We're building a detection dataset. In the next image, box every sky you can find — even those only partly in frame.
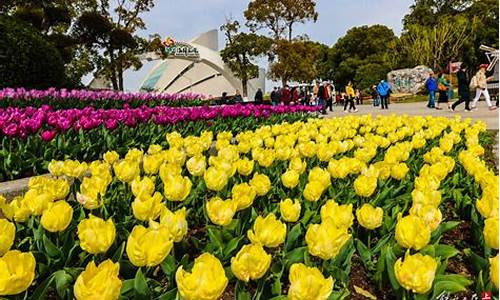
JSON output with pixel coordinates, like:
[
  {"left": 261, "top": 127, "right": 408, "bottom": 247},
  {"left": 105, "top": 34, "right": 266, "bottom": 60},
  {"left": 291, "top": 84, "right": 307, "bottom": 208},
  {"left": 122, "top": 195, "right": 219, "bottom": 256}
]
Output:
[{"left": 116, "top": 0, "right": 416, "bottom": 91}]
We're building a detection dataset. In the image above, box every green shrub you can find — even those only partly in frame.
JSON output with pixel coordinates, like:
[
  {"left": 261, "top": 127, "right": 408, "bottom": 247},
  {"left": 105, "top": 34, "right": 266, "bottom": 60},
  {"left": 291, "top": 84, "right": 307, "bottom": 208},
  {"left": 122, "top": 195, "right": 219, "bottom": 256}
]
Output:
[{"left": 0, "top": 16, "right": 65, "bottom": 89}]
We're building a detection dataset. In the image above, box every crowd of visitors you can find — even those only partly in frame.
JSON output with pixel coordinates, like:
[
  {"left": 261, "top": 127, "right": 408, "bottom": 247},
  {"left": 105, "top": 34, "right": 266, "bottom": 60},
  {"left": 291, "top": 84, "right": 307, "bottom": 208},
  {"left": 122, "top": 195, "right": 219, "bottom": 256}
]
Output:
[{"left": 425, "top": 63, "right": 498, "bottom": 112}]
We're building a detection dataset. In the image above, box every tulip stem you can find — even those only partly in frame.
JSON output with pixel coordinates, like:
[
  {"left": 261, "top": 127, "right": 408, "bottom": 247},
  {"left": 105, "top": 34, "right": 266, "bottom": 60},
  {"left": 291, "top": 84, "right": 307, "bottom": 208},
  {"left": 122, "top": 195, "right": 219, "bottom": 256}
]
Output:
[{"left": 367, "top": 232, "right": 371, "bottom": 250}]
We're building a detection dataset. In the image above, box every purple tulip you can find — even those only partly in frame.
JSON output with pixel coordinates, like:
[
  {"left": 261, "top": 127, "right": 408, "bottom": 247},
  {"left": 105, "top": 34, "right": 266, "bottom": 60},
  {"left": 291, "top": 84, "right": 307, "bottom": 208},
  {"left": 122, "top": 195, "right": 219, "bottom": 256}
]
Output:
[{"left": 40, "top": 130, "right": 56, "bottom": 141}]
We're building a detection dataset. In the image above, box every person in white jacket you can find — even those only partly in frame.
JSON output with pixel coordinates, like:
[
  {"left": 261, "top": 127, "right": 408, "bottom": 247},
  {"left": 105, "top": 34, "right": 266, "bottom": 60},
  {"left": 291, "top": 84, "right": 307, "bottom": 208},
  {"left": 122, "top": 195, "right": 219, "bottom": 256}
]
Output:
[{"left": 471, "top": 64, "right": 497, "bottom": 110}]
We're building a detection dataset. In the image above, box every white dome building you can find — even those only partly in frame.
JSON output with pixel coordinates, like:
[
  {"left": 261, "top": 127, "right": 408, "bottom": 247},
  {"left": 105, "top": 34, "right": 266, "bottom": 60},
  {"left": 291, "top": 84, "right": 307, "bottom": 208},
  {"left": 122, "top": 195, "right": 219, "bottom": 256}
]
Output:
[{"left": 139, "top": 30, "right": 265, "bottom": 98}]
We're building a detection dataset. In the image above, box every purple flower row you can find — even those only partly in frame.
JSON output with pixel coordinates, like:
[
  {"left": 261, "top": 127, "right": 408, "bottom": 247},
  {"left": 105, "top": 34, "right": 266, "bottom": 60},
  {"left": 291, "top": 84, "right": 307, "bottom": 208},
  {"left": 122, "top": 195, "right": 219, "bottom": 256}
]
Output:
[
  {"left": 0, "top": 104, "right": 321, "bottom": 140},
  {"left": 0, "top": 87, "right": 205, "bottom": 102}
]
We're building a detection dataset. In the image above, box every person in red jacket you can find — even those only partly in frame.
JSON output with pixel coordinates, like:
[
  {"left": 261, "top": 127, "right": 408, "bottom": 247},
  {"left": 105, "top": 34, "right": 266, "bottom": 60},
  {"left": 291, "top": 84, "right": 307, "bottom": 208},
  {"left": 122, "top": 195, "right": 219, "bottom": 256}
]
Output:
[{"left": 281, "top": 85, "right": 291, "bottom": 105}]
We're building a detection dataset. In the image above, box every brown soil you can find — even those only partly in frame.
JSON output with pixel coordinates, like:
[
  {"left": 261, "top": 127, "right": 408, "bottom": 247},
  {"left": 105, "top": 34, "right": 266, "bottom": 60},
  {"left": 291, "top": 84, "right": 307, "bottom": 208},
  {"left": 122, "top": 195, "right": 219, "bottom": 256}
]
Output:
[{"left": 349, "top": 255, "right": 393, "bottom": 300}]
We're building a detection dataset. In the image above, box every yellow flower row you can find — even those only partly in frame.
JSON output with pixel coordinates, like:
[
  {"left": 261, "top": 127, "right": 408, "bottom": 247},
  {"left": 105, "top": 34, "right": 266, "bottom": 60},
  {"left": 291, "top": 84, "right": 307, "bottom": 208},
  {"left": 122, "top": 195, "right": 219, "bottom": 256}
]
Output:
[{"left": 0, "top": 115, "right": 497, "bottom": 299}]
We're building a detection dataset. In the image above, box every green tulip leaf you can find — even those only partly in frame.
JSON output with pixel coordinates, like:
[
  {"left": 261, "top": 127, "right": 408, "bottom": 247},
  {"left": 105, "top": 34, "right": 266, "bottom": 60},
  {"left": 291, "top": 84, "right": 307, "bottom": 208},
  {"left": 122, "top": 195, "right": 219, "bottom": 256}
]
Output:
[
  {"left": 134, "top": 268, "right": 151, "bottom": 299},
  {"left": 54, "top": 270, "right": 73, "bottom": 299},
  {"left": 43, "top": 235, "right": 61, "bottom": 258},
  {"left": 285, "top": 223, "right": 303, "bottom": 251}
]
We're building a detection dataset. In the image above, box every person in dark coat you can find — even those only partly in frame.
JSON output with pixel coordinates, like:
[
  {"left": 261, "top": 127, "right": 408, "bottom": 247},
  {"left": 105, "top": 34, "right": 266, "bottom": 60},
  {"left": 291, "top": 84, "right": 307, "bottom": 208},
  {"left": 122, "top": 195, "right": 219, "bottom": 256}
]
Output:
[
  {"left": 270, "top": 87, "right": 279, "bottom": 106},
  {"left": 451, "top": 64, "right": 471, "bottom": 111},
  {"left": 254, "top": 88, "right": 263, "bottom": 104}
]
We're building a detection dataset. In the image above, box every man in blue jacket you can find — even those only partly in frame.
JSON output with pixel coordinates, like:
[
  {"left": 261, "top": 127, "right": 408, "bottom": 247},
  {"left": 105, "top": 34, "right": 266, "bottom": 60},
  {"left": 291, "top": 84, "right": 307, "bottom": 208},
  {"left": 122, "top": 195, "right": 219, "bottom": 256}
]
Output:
[
  {"left": 376, "top": 80, "right": 391, "bottom": 109},
  {"left": 425, "top": 72, "right": 438, "bottom": 109}
]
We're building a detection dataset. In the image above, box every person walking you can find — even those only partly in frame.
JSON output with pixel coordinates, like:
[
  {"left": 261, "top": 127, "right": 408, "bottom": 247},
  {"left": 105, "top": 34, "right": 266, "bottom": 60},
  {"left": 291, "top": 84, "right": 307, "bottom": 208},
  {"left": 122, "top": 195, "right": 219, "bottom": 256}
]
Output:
[
  {"left": 436, "top": 72, "right": 450, "bottom": 110},
  {"left": 471, "top": 64, "right": 497, "bottom": 110},
  {"left": 325, "top": 83, "right": 334, "bottom": 112},
  {"left": 355, "top": 89, "right": 362, "bottom": 105},
  {"left": 376, "top": 80, "right": 391, "bottom": 109},
  {"left": 371, "top": 85, "right": 379, "bottom": 107},
  {"left": 425, "top": 72, "right": 438, "bottom": 109},
  {"left": 451, "top": 64, "right": 471, "bottom": 111},
  {"left": 254, "top": 88, "right": 263, "bottom": 104},
  {"left": 317, "top": 82, "right": 328, "bottom": 114},
  {"left": 344, "top": 81, "right": 357, "bottom": 113}
]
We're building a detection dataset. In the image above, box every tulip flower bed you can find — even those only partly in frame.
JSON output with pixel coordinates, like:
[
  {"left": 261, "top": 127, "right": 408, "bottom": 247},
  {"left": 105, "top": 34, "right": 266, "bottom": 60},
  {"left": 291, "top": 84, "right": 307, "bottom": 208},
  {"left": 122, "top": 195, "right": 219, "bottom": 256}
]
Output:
[
  {"left": 0, "top": 104, "right": 319, "bottom": 181},
  {"left": 0, "top": 88, "right": 206, "bottom": 109},
  {"left": 0, "top": 115, "right": 498, "bottom": 300}
]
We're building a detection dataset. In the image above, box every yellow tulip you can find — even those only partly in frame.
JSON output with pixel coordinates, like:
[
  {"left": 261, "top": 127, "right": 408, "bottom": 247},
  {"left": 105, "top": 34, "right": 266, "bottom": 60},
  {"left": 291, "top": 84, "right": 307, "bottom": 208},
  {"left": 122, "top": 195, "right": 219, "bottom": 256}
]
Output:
[
  {"left": 0, "top": 196, "right": 31, "bottom": 222},
  {"left": 186, "top": 155, "right": 206, "bottom": 176},
  {"left": 204, "top": 167, "right": 228, "bottom": 191},
  {"left": 125, "top": 148, "right": 144, "bottom": 162},
  {"left": 320, "top": 200, "right": 354, "bottom": 228},
  {"left": 166, "top": 132, "right": 184, "bottom": 148},
  {"left": 143, "top": 153, "right": 163, "bottom": 175},
  {"left": 163, "top": 174, "right": 192, "bottom": 201},
  {"left": 356, "top": 203, "right": 383, "bottom": 230},
  {"left": 147, "top": 144, "right": 163, "bottom": 155},
  {"left": 62, "top": 160, "right": 88, "bottom": 178},
  {"left": 176, "top": 253, "right": 228, "bottom": 300},
  {"left": 126, "top": 222, "right": 173, "bottom": 267},
  {"left": 411, "top": 189, "right": 442, "bottom": 207},
  {"left": 391, "top": 163, "right": 409, "bottom": 180},
  {"left": 40, "top": 200, "right": 73, "bottom": 233},
  {"left": 305, "top": 218, "right": 351, "bottom": 260},
  {"left": 249, "top": 173, "right": 271, "bottom": 196},
  {"left": 159, "top": 162, "right": 182, "bottom": 180},
  {"left": 354, "top": 175, "right": 377, "bottom": 197},
  {"left": 247, "top": 213, "right": 286, "bottom": 248},
  {"left": 232, "top": 183, "right": 257, "bottom": 211},
  {"left": 289, "top": 157, "right": 307, "bottom": 174},
  {"left": 308, "top": 167, "right": 331, "bottom": 189},
  {"left": 0, "top": 219, "right": 15, "bottom": 256},
  {"left": 206, "top": 197, "right": 237, "bottom": 226},
  {"left": 113, "top": 159, "right": 140, "bottom": 183},
  {"left": 484, "top": 217, "right": 499, "bottom": 250},
  {"left": 130, "top": 176, "right": 155, "bottom": 200},
  {"left": 160, "top": 207, "right": 188, "bottom": 242},
  {"left": 279, "top": 198, "right": 301, "bottom": 222},
  {"left": 231, "top": 244, "right": 271, "bottom": 282},
  {"left": 44, "top": 177, "right": 70, "bottom": 200},
  {"left": 132, "top": 192, "right": 163, "bottom": 221},
  {"left": 303, "top": 180, "right": 325, "bottom": 202},
  {"left": 409, "top": 205, "right": 442, "bottom": 231},
  {"left": 77, "top": 215, "right": 116, "bottom": 254},
  {"left": 281, "top": 169, "right": 300, "bottom": 189},
  {"left": 477, "top": 190, "right": 499, "bottom": 218},
  {"left": 490, "top": 254, "right": 499, "bottom": 289},
  {"left": 394, "top": 253, "right": 437, "bottom": 294},
  {"left": 0, "top": 250, "right": 36, "bottom": 296},
  {"left": 236, "top": 158, "right": 254, "bottom": 176},
  {"left": 287, "top": 263, "right": 334, "bottom": 300},
  {"left": 74, "top": 259, "right": 122, "bottom": 300},
  {"left": 102, "top": 151, "right": 119, "bottom": 165},
  {"left": 23, "top": 190, "right": 51, "bottom": 216},
  {"left": 395, "top": 215, "right": 430, "bottom": 250},
  {"left": 48, "top": 159, "right": 64, "bottom": 176}
]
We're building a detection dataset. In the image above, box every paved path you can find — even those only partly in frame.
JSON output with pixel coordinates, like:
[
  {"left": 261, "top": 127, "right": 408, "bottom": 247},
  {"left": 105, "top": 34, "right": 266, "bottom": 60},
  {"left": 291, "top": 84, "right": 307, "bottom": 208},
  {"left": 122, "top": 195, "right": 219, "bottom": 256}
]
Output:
[{"left": 324, "top": 101, "right": 499, "bottom": 129}]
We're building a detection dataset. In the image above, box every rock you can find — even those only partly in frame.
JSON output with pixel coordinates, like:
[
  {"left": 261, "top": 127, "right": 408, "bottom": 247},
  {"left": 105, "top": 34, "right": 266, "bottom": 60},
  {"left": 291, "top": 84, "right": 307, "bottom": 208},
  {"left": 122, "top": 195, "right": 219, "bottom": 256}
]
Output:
[{"left": 387, "top": 65, "right": 433, "bottom": 94}]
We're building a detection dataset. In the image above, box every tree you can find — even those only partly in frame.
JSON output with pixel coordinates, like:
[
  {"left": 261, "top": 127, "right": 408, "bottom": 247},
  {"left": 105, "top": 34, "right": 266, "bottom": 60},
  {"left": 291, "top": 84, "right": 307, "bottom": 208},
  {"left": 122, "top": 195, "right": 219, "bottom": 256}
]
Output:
[
  {"left": 270, "top": 39, "right": 320, "bottom": 85},
  {"left": 1, "top": 0, "right": 96, "bottom": 86},
  {"left": 73, "top": 0, "right": 156, "bottom": 90},
  {"left": 220, "top": 20, "right": 272, "bottom": 97},
  {"left": 401, "top": 16, "right": 472, "bottom": 69},
  {"left": 402, "top": 0, "right": 499, "bottom": 69},
  {"left": 244, "top": 0, "right": 317, "bottom": 41},
  {"left": 328, "top": 25, "right": 400, "bottom": 87},
  {"left": 354, "top": 63, "right": 391, "bottom": 92},
  {"left": 0, "top": 16, "right": 65, "bottom": 88}
]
